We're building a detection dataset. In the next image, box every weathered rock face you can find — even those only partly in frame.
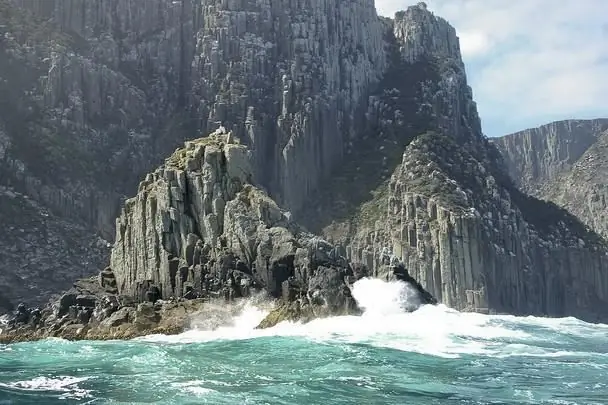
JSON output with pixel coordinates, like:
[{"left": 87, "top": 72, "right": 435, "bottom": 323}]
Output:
[
  {"left": 110, "top": 132, "right": 369, "bottom": 314},
  {"left": 0, "top": 0, "right": 390, "bottom": 316},
  {"left": 493, "top": 119, "right": 608, "bottom": 194},
  {"left": 0, "top": 133, "right": 437, "bottom": 342},
  {"left": 0, "top": 1, "right": 148, "bottom": 240},
  {"left": 2, "top": 0, "right": 388, "bottom": 241},
  {"left": 0, "top": 185, "right": 109, "bottom": 313},
  {"left": 188, "top": 0, "right": 387, "bottom": 212},
  {"left": 494, "top": 119, "right": 608, "bottom": 239},
  {"left": 0, "top": 5, "right": 110, "bottom": 311},
  {"left": 304, "top": 6, "right": 608, "bottom": 322},
  {"left": 364, "top": 133, "right": 608, "bottom": 321},
  {"left": 0, "top": 0, "right": 436, "bottom": 326}
]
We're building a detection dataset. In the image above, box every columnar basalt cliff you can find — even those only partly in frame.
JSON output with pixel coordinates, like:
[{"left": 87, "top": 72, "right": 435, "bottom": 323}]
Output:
[
  {"left": 494, "top": 119, "right": 608, "bottom": 239},
  {"left": 0, "top": 134, "right": 435, "bottom": 342},
  {"left": 304, "top": 6, "right": 608, "bottom": 322},
  {"left": 0, "top": 5, "right": 110, "bottom": 311},
  {"left": 2, "top": 0, "right": 608, "bottom": 332},
  {"left": 0, "top": 0, "right": 386, "bottom": 309},
  {"left": 3, "top": 0, "right": 388, "bottom": 238}
]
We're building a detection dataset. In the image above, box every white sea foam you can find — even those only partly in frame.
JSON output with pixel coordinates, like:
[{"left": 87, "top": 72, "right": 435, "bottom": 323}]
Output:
[
  {"left": 0, "top": 376, "right": 92, "bottom": 399},
  {"left": 140, "top": 278, "right": 608, "bottom": 359},
  {"left": 171, "top": 381, "right": 216, "bottom": 396}
]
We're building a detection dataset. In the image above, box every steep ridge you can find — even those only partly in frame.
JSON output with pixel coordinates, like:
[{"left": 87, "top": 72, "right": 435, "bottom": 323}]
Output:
[
  {"left": 494, "top": 119, "right": 608, "bottom": 239},
  {"left": 542, "top": 130, "right": 608, "bottom": 239},
  {"left": 302, "top": 6, "right": 608, "bottom": 322}
]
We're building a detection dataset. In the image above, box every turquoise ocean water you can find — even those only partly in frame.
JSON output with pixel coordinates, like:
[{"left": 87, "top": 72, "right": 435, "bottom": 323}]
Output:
[{"left": 1, "top": 279, "right": 607, "bottom": 404}]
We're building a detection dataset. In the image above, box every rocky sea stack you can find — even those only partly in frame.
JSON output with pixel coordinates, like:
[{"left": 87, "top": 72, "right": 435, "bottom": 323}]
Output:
[
  {"left": 0, "top": 133, "right": 436, "bottom": 342},
  {"left": 1, "top": 0, "right": 608, "bottom": 342}
]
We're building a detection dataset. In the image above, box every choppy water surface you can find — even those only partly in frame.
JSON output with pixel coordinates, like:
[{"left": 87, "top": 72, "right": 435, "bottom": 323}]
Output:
[{"left": 1, "top": 278, "right": 607, "bottom": 404}]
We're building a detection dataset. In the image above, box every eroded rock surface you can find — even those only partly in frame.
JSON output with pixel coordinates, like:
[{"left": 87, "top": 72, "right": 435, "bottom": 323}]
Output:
[
  {"left": 0, "top": 0, "right": 406, "bottom": 309},
  {"left": 0, "top": 185, "right": 109, "bottom": 314},
  {"left": 301, "top": 6, "right": 608, "bottom": 322},
  {"left": 2, "top": 0, "right": 389, "bottom": 240},
  {"left": 494, "top": 119, "right": 608, "bottom": 239},
  {"left": 1, "top": 134, "right": 437, "bottom": 342}
]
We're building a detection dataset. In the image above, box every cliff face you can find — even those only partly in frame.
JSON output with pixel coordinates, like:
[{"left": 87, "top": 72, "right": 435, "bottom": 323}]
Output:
[
  {"left": 0, "top": 6, "right": 110, "bottom": 311},
  {"left": 370, "top": 133, "right": 608, "bottom": 320},
  {"left": 0, "top": 0, "right": 386, "bottom": 310},
  {"left": 305, "top": 5, "right": 608, "bottom": 322},
  {"left": 494, "top": 119, "right": 608, "bottom": 239},
  {"left": 0, "top": 183, "right": 108, "bottom": 313},
  {"left": 2, "top": 0, "right": 608, "bottom": 324},
  {"left": 2, "top": 0, "right": 387, "bottom": 240}
]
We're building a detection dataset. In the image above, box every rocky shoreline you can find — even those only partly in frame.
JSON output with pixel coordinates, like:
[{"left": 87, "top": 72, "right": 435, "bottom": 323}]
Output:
[
  {"left": 0, "top": 276, "right": 203, "bottom": 344},
  {"left": 0, "top": 131, "right": 435, "bottom": 344},
  {"left": 0, "top": 263, "right": 436, "bottom": 344},
  {"left": 2, "top": 1, "right": 608, "bottom": 344}
]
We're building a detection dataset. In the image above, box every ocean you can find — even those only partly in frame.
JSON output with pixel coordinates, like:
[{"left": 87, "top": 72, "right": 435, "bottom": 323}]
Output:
[{"left": 1, "top": 278, "right": 607, "bottom": 405}]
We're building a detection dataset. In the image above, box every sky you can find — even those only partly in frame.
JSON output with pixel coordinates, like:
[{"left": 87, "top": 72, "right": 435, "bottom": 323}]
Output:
[{"left": 375, "top": 0, "right": 608, "bottom": 137}]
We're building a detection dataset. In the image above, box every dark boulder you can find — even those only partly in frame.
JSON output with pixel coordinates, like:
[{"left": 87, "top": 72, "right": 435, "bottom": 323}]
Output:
[
  {"left": 100, "top": 267, "right": 118, "bottom": 294},
  {"left": 145, "top": 285, "right": 161, "bottom": 303},
  {"left": 12, "top": 303, "right": 30, "bottom": 325},
  {"left": 307, "top": 266, "right": 357, "bottom": 313},
  {"left": 58, "top": 293, "right": 78, "bottom": 317},
  {"left": 77, "top": 308, "right": 93, "bottom": 324},
  {"left": 351, "top": 262, "right": 370, "bottom": 280},
  {"left": 29, "top": 308, "right": 42, "bottom": 326},
  {"left": 393, "top": 264, "right": 437, "bottom": 305},
  {"left": 75, "top": 295, "right": 97, "bottom": 308}
]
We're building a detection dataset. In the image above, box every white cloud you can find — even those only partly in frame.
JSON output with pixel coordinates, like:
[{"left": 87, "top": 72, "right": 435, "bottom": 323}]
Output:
[
  {"left": 457, "top": 31, "right": 491, "bottom": 57},
  {"left": 375, "top": 0, "right": 608, "bottom": 136}
]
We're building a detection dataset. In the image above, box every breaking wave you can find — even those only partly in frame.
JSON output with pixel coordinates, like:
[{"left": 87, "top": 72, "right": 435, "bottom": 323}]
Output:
[
  {"left": 139, "top": 278, "right": 608, "bottom": 360},
  {"left": 3, "top": 278, "right": 608, "bottom": 404}
]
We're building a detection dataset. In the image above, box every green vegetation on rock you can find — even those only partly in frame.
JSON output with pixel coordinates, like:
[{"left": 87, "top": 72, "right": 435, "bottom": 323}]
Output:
[{"left": 297, "top": 26, "right": 443, "bottom": 240}]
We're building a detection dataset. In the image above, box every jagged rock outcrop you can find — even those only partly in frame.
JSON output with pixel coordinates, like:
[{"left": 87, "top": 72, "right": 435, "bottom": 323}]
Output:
[
  {"left": 0, "top": 134, "right": 436, "bottom": 342},
  {"left": 494, "top": 119, "right": 608, "bottom": 239},
  {"left": 110, "top": 131, "right": 409, "bottom": 314},
  {"left": 302, "top": 5, "right": 608, "bottom": 322},
  {"left": 110, "top": 130, "right": 356, "bottom": 304}
]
